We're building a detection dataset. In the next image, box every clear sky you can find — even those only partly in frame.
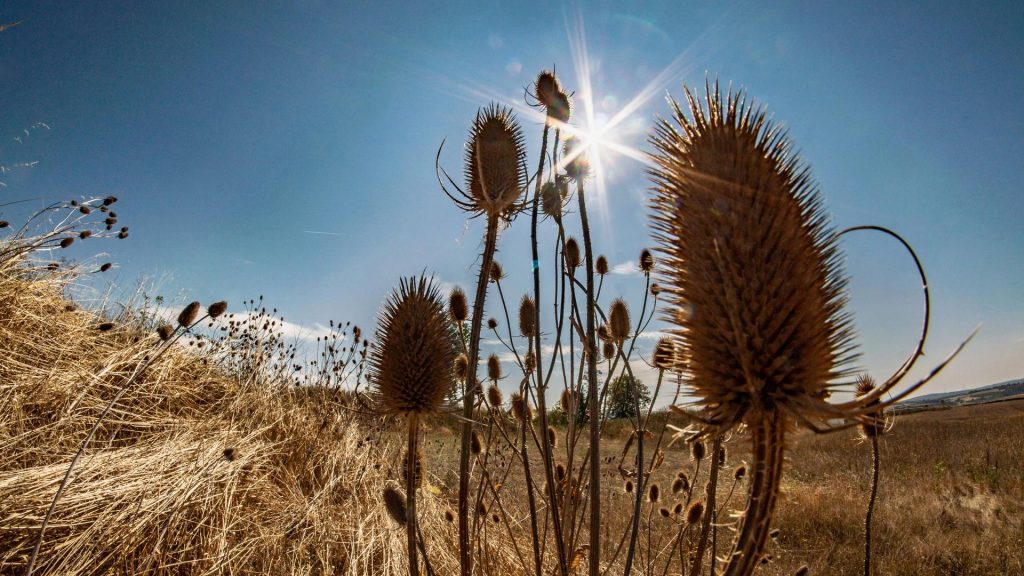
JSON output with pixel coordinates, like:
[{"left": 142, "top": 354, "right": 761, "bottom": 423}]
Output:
[{"left": 2, "top": 1, "right": 1021, "bottom": 402}]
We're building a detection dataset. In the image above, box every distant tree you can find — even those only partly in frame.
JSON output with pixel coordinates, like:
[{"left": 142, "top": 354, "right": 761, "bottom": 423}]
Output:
[{"left": 605, "top": 374, "right": 652, "bottom": 420}]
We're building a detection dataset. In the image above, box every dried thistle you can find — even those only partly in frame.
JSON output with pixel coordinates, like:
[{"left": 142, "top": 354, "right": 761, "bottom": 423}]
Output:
[{"left": 368, "top": 276, "right": 455, "bottom": 415}]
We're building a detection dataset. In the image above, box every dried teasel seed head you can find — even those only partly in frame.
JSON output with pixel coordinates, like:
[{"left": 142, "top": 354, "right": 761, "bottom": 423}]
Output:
[
  {"left": 653, "top": 337, "right": 676, "bottom": 370},
  {"left": 597, "top": 323, "right": 612, "bottom": 343},
  {"left": 207, "top": 301, "right": 228, "bottom": 319},
  {"left": 555, "top": 462, "right": 566, "bottom": 482},
  {"left": 369, "top": 276, "right": 455, "bottom": 415},
  {"left": 650, "top": 82, "right": 855, "bottom": 430},
  {"left": 60, "top": 237, "right": 74, "bottom": 249},
  {"left": 541, "top": 180, "right": 565, "bottom": 220},
  {"left": 650, "top": 283, "right": 662, "bottom": 296},
  {"left": 489, "top": 260, "right": 504, "bottom": 282},
  {"left": 639, "top": 249, "right": 654, "bottom": 274},
  {"left": 535, "top": 70, "right": 561, "bottom": 108},
  {"left": 518, "top": 295, "right": 536, "bottom": 338},
  {"left": 454, "top": 354, "right": 469, "bottom": 381},
  {"left": 487, "top": 384, "right": 504, "bottom": 408},
  {"left": 465, "top": 104, "right": 527, "bottom": 220},
  {"left": 99, "top": 262, "right": 112, "bottom": 272},
  {"left": 178, "top": 301, "right": 201, "bottom": 327},
  {"left": 559, "top": 389, "right": 574, "bottom": 413},
  {"left": 0, "top": 221, "right": 9, "bottom": 228},
  {"left": 672, "top": 476, "right": 688, "bottom": 494},
  {"left": 624, "top": 479, "right": 634, "bottom": 493},
  {"left": 602, "top": 341, "right": 615, "bottom": 361},
  {"left": 549, "top": 91, "right": 572, "bottom": 123},
  {"left": 510, "top": 392, "right": 532, "bottom": 422},
  {"left": 648, "top": 483, "right": 660, "bottom": 503},
  {"left": 449, "top": 287, "right": 469, "bottom": 322},
  {"left": 547, "top": 426, "right": 557, "bottom": 448},
  {"left": 608, "top": 298, "right": 631, "bottom": 342},
  {"left": 382, "top": 487, "right": 407, "bottom": 525},
  {"left": 103, "top": 195, "right": 117, "bottom": 205},
  {"left": 487, "top": 317, "right": 498, "bottom": 330},
  {"left": 79, "top": 205, "right": 91, "bottom": 214},
  {"left": 856, "top": 374, "right": 883, "bottom": 437},
  {"left": 487, "top": 354, "right": 502, "bottom": 381},
  {"left": 523, "top": 350, "right": 536, "bottom": 374},
  {"left": 734, "top": 464, "right": 747, "bottom": 481},
  {"left": 79, "top": 230, "right": 92, "bottom": 239},
  {"left": 156, "top": 324, "right": 174, "bottom": 341},
  {"left": 686, "top": 500, "right": 704, "bottom": 524},
  {"left": 477, "top": 501, "right": 488, "bottom": 516},
  {"left": 563, "top": 136, "right": 589, "bottom": 181},
  {"left": 690, "top": 440, "right": 706, "bottom": 461},
  {"left": 564, "top": 237, "right": 581, "bottom": 271},
  {"left": 118, "top": 228, "right": 128, "bottom": 239},
  {"left": 444, "top": 509, "right": 455, "bottom": 523},
  {"left": 674, "top": 502, "right": 684, "bottom": 515},
  {"left": 471, "top": 430, "right": 486, "bottom": 455},
  {"left": 596, "top": 255, "right": 608, "bottom": 276},
  {"left": 96, "top": 322, "right": 114, "bottom": 332}
]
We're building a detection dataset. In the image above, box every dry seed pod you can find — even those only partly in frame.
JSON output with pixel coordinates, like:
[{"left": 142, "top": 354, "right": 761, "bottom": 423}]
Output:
[
  {"left": 597, "top": 323, "right": 612, "bottom": 343},
  {"left": 449, "top": 287, "right": 469, "bottom": 322},
  {"left": 471, "top": 431, "right": 485, "bottom": 455},
  {"left": 541, "top": 179, "right": 566, "bottom": 220},
  {"left": 444, "top": 509, "right": 455, "bottom": 523},
  {"left": 659, "top": 507, "right": 670, "bottom": 518},
  {"left": 489, "top": 260, "right": 504, "bottom": 282},
  {"left": 523, "top": 350, "right": 536, "bottom": 374},
  {"left": 207, "top": 301, "right": 228, "bottom": 319},
  {"left": 648, "top": 483, "right": 660, "bottom": 503},
  {"left": 518, "top": 295, "right": 536, "bottom": 338},
  {"left": 550, "top": 91, "right": 572, "bottom": 123},
  {"left": 686, "top": 500, "right": 704, "bottom": 524},
  {"left": 563, "top": 136, "right": 588, "bottom": 181},
  {"left": 535, "top": 70, "right": 561, "bottom": 109},
  {"left": 596, "top": 255, "right": 608, "bottom": 276},
  {"left": 691, "top": 440, "right": 706, "bottom": 461},
  {"left": 464, "top": 104, "right": 527, "bottom": 220},
  {"left": 369, "top": 276, "right": 455, "bottom": 415},
  {"left": 639, "top": 248, "right": 654, "bottom": 274},
  {"left": 672, "top": 475, "right": 688, "bottom": 494},
  {"left": 383, "top": 487, "right": 407, "bottom": 525},
  {"left": 559, "top": 389, "right": 574, "bottom": 413},
  {"left": 555, "top": 462, "right": 566, "bottom": 482},
  {"left": 653, "top": 337, "right": 675, "bottom": 370},
  {"left": 156, "top": 324, "right": 174, "bottom": 341},
  {"left": 487, "top": 317, "right": 498, "bottom": 330},
  {"left": 602, "top": 341, "right": 615, "bottom": 361},
  {"left": 564, "top": 237, "right": 581, "bottom": 270},
  {"left": 674, "top": 502, "right": 684, "bottom": 515},
  {"left": 650, "top": 283, "right": 662, "bottom": 296},
  {"left": 59, "top": 237, "right": 74, "bottom": 248},
  {"left": 454, "top": 354, "right": 469, "bottom": 381},
  {"left": 734, "top": 464, "right": 746, "bottom": 481},
  {"left": 856, "top": 374, "right": 883, "bottom": 438},
  {"left": 487, "top": 354, "right": 502, "bottom": 381},
  {"left": 178, "top": 301, "right": 201, "bottom": 327},
  {"left": 510, "top": 392, "right": 532, "bottom": 422},
  {"left": 608, "top": 298, "right": 630, "bottom": 342},
  {"left": 487, "top": 384, "right": 503, "bottom": 409},
  {"left": 547, "top": 426, "right": 557, "bottom": 448},
  {"left": 624, "top": 480, "right": 634, "bottom": 493}
]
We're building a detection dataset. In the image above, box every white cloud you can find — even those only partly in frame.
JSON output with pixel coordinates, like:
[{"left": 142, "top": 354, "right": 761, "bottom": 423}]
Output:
[{"left": 611, "top": 261, "right": 640, "bottom": 276}]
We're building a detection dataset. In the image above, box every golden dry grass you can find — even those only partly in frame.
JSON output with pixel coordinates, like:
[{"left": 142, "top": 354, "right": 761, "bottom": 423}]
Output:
[{"left": 1, "top": 254, "right": 1021, "bottom": 575}]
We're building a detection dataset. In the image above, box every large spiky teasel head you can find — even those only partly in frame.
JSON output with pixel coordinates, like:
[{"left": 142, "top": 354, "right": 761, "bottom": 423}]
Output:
[
  {"left": 369, "top": 275, "right": 456, "bottom": 415},
  {"left": 650, "top": 81, "right": 855, "bottom": 431},
  {"left": 439, "top": 104, "right": 528, "bottom": 222}
]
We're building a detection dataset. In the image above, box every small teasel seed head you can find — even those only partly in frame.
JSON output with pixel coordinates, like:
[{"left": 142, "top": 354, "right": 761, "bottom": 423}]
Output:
[
  {"left": 487, "top": 317, "right": 498, "bottom": 330},
  {"left": 547, "top": 426, "right": 557, "bottom": 448},
  {"left": 489, "top": 260, "right": 504, "bottom": 282},
  {"left": 549, "top": 91, "right": 572, "bottom": 123},
  {"left": 650, "top": 283, "right": 662, "bottom": 296},
  {"left": 564, "top": 237, "right": 581, "bottom": 271},
  {"left": 96, "top": 322, "right": 114, "bottom": 332},
  {"left": 624, "top": 479, "right": 634, "bottom": 493},
  {"left": 60, "top": 237, "right": 74, "bottom": 248},
  {"left": 99, "top": 262, "right": 112, "bottom": 272},
  {"left": 653, "top": 337, "right": 676, "bottom": 370},
  {"left": 471, "top": 430, "right": 485, "bottom": 455},
  {"left": 555, "top": 462, "right": 566, "bottom": 482},
  {"left": 596, "top": 255, "right": 608, "bottom": 276},
  {"left": 444, "top": 509, "right": 455, "bottom": 523},
  {"left": 382, "top": 487, "right": 407, "bottom": 525},
  {"left": 455, "top": 353, "right": 469, "bottom": 381},
  {"left": 477, "top": 501, "right": 488, "bottom": 516},
  {"left": 157, "top": 324, "right": 174, "bottom": 341},
  {"left": 103, "top": 195, "right": 117, "bottom": 205},
  {"left": 0, "top": 221, "right": 9, "bottom": 228},
  {"left": 602, "top": 341, "right": 615, "bottom": 360},
  {"left": 672, "top": 477, "right": 688, "bottom": 494},
  {"left": 674, "top": 502, "right": 684, "bottom": 515},
  {"left": 648, "top": 483, "right": 660, "bottom": 503},
  {"left": 523, "top": 350, "right": 536, "bottom": 374},
  {"left": 178, "top": 301, "right": 201, "bottom": 327},
  {"left": 559, "top": 389, "right": 574, "bottom": 413},
  {"left": 541, "top": 181, "right": 564, "bottom": 220},
  {"left": 597, "top": 323, "right": 612, "bottom": 343},
  {"left": 734, "top": 464, "right": 747, "bottom": 481},
  {"left": 369, "top": 275, "right": 456, "bottom": 415},
  {"left": 563, "top": 136, "right": 589, "bottom": 181},
  {"left": 449, "top": 287, "right": 469, "bottom": 322},
  {"left": 118, "top": 228, "right": 128, "bottom": 239},
  {"left": 518, "top": 295, "right": 536, "bottom": 338},
  {"left": 79, "top": 230, "right": 92, "bottom": 239},
  {"left": 535, "top": 70, "right": 561, "bottom": 108},
  {"left": 487, "top": 384, "right": 503, "bottom": 408},
  {"left": 510, "top": 392, "right": 531, "bottom": 422},
  {"left": 639, "top": 249, "right": 654, "bottom": 274},
  {"left": 608, "top": 298, "right": 630, "bottom": 342},
  {"left": 487, "top": 354, "right": 502, "bottom": 381},
  {"left": 690, "top": 440, "right": 706, "bottom": 461},
  {"left": 207, "top": 301, "right": 228, "bottom": 319},
  {"left": 856, "top": 374, "right": 883, "bottom": 438},
  {"left": 686, "top": 501, "right": 704, "bottom": 524},
  {"left": 465, "top": 104, "right": 527, "bottom": 220}
]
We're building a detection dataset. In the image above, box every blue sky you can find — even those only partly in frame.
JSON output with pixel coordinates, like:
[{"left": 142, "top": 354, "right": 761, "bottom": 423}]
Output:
[{"left": 1, "top": 1, "right": 1021, "bottom": 401}]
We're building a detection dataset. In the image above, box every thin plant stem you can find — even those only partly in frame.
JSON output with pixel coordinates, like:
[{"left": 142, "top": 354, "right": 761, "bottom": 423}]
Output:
[
  {"left": 864, "top": 435, "right": 880, "bottom": 576},
  {"left": 406, "top": 413, "right": 421, "bottom": 576}
]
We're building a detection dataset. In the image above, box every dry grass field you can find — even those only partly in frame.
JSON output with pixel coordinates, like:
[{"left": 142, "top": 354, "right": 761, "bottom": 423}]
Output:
[{"left": 1, "top": 254, "right": 1020, "bottom": 575}]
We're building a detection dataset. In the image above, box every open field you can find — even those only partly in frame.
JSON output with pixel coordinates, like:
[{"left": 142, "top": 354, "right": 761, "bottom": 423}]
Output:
[{"left": 1, "top": 254, "right": 1020, "bottom": 575}]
